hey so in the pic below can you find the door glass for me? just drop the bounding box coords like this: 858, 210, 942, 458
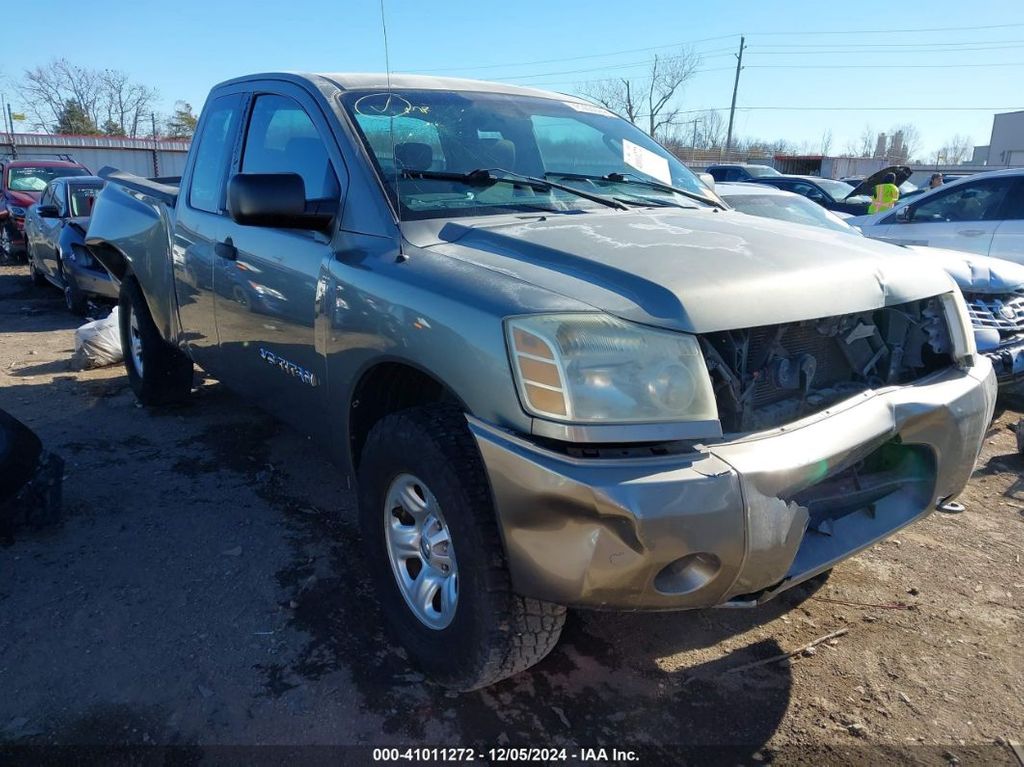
241, 95, 340, 201
1001, 180, 1024, 220
53, 183, 68, 217
912, 179, 1010, 223
189, 95, 242, 213
39, 185, 54, 209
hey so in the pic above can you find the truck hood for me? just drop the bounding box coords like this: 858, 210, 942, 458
903, 245, 1024, 295
403, 209, 955, 333
844, 165, 912, 200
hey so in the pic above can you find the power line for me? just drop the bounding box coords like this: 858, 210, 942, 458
754, 38, 1024, 48
751, 21, 1024, 35
751, 43, 1024, 55
748, 61, 1024, 69
404, 34, 739, 74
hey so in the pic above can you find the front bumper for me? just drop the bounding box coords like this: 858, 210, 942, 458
69, 261, 118, 300
985, 339, 1024, 386
470, 359, 996, 610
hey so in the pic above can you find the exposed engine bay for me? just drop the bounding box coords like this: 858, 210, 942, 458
700, 297, 955, 433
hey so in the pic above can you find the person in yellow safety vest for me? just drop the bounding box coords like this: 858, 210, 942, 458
869, 172, 900, 214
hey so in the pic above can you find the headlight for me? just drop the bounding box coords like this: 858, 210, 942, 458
506, 313, 719, 424
940, 290, 977, 366
9, 206, 26, 217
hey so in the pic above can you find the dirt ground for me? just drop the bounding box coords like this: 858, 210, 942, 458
1, 261, 1022, 765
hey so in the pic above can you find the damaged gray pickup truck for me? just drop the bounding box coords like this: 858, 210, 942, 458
85, 73, 997, 690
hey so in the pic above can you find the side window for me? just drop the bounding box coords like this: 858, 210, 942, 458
1000, 179, 1024, 220
913, 179, 1011, 223
188, 94, 242, 213
39, 184, 55, 209
723, 169, 740, 182
241, 94, 340, 201
53, 183, 68, 217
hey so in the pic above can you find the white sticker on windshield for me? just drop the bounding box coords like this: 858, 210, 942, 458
622, 139, 672, 186
565, 101, 612, 116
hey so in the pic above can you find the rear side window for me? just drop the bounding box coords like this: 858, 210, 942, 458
189, 94, 242, 213
241, 94, 339, 201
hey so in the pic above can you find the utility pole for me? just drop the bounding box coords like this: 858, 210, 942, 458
151, 112, 159, 177
5, 102, 17, 157
724, 36, 746, 156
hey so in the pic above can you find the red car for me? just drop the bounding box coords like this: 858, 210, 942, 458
1, 159, 91, 260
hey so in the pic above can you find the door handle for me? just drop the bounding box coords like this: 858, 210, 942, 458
214, 237, 237, 260
958, 229, 986, 237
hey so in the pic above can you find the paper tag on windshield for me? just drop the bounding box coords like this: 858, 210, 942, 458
622, 139, 672, 186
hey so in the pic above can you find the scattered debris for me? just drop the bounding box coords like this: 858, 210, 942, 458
847, 722, 867, 737
907, 587, 920, 596
71, 308, 123, 369
937, 500, 965, 514
723, 627, 850, 675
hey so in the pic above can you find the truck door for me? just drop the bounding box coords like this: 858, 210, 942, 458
172, 92, 245, 367
212, 88, 338, 438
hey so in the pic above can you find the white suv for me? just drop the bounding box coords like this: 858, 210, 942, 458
848, 168, 1024, 264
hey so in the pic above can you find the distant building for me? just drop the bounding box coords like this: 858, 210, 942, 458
987, 110, 1024, 166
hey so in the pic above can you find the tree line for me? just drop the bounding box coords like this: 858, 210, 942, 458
13, 58, 197, 139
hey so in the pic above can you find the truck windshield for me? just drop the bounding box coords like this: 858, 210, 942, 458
7, 166, 89, 192
340, 89, 713, 220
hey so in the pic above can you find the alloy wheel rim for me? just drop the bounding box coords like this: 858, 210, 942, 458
383, 473, 458, 630
129, 307, 144, 377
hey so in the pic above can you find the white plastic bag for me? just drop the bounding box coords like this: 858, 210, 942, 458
73, 307, 123, 369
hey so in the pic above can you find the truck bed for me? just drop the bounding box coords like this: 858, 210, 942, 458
97, 167, 180, 207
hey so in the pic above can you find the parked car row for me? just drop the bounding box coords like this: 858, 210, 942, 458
716, 181, 1024, 387
0, 157, 116, 314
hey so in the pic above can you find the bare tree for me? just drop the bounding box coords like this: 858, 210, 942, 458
887, 123, 921, 162
820, 129, 833, 157
17, 59, 157, 136
577, 48, 700, 139
857, 124, 875, 157
19, 59, 101, 132
99, 69, 158, 138
938, 134, 972, 165
698, 109, 725, 149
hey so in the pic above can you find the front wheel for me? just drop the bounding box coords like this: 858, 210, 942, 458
58, 257, 87, 315
118, 277, 194, 405
358, 405, 566, 690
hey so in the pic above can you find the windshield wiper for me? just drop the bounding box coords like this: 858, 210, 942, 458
547, 171, 728, 211
398, 167, 629, 211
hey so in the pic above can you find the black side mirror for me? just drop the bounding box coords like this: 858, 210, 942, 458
37, 204, 60, 218
227, 173, 334, 231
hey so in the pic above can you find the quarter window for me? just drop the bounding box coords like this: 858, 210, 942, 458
188, 94, 242, 214
241, 95, 340, 201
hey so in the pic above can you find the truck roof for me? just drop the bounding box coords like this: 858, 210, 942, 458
215, 71, 592, 104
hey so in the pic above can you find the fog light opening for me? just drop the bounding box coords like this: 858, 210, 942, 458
654, 552, 721, 595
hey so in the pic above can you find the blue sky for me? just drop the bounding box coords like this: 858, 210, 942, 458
2, 0, 1022, 158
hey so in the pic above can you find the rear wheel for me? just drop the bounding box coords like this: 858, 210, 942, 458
27, 248, 46, 287
358, 405, 566, 690
118, 277, 194, 406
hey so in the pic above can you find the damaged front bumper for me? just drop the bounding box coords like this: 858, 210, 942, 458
984, 339, 1024, 386
470, 359, 996, 610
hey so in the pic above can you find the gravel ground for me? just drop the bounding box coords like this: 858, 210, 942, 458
1, 261, 1022, 764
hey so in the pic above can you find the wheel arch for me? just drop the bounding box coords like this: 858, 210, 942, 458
347, 358, 468, 474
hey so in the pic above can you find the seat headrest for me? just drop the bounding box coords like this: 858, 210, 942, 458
485, 138, 516, 170
395, 142, 433, 171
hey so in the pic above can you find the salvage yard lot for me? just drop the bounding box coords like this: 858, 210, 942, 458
1, 261, 1022, 762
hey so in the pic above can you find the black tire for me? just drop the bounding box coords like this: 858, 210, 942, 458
358, 405, 566, 691
27, 250, 46, 287
58, 257, 87, 315
118, 276, 194, 406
